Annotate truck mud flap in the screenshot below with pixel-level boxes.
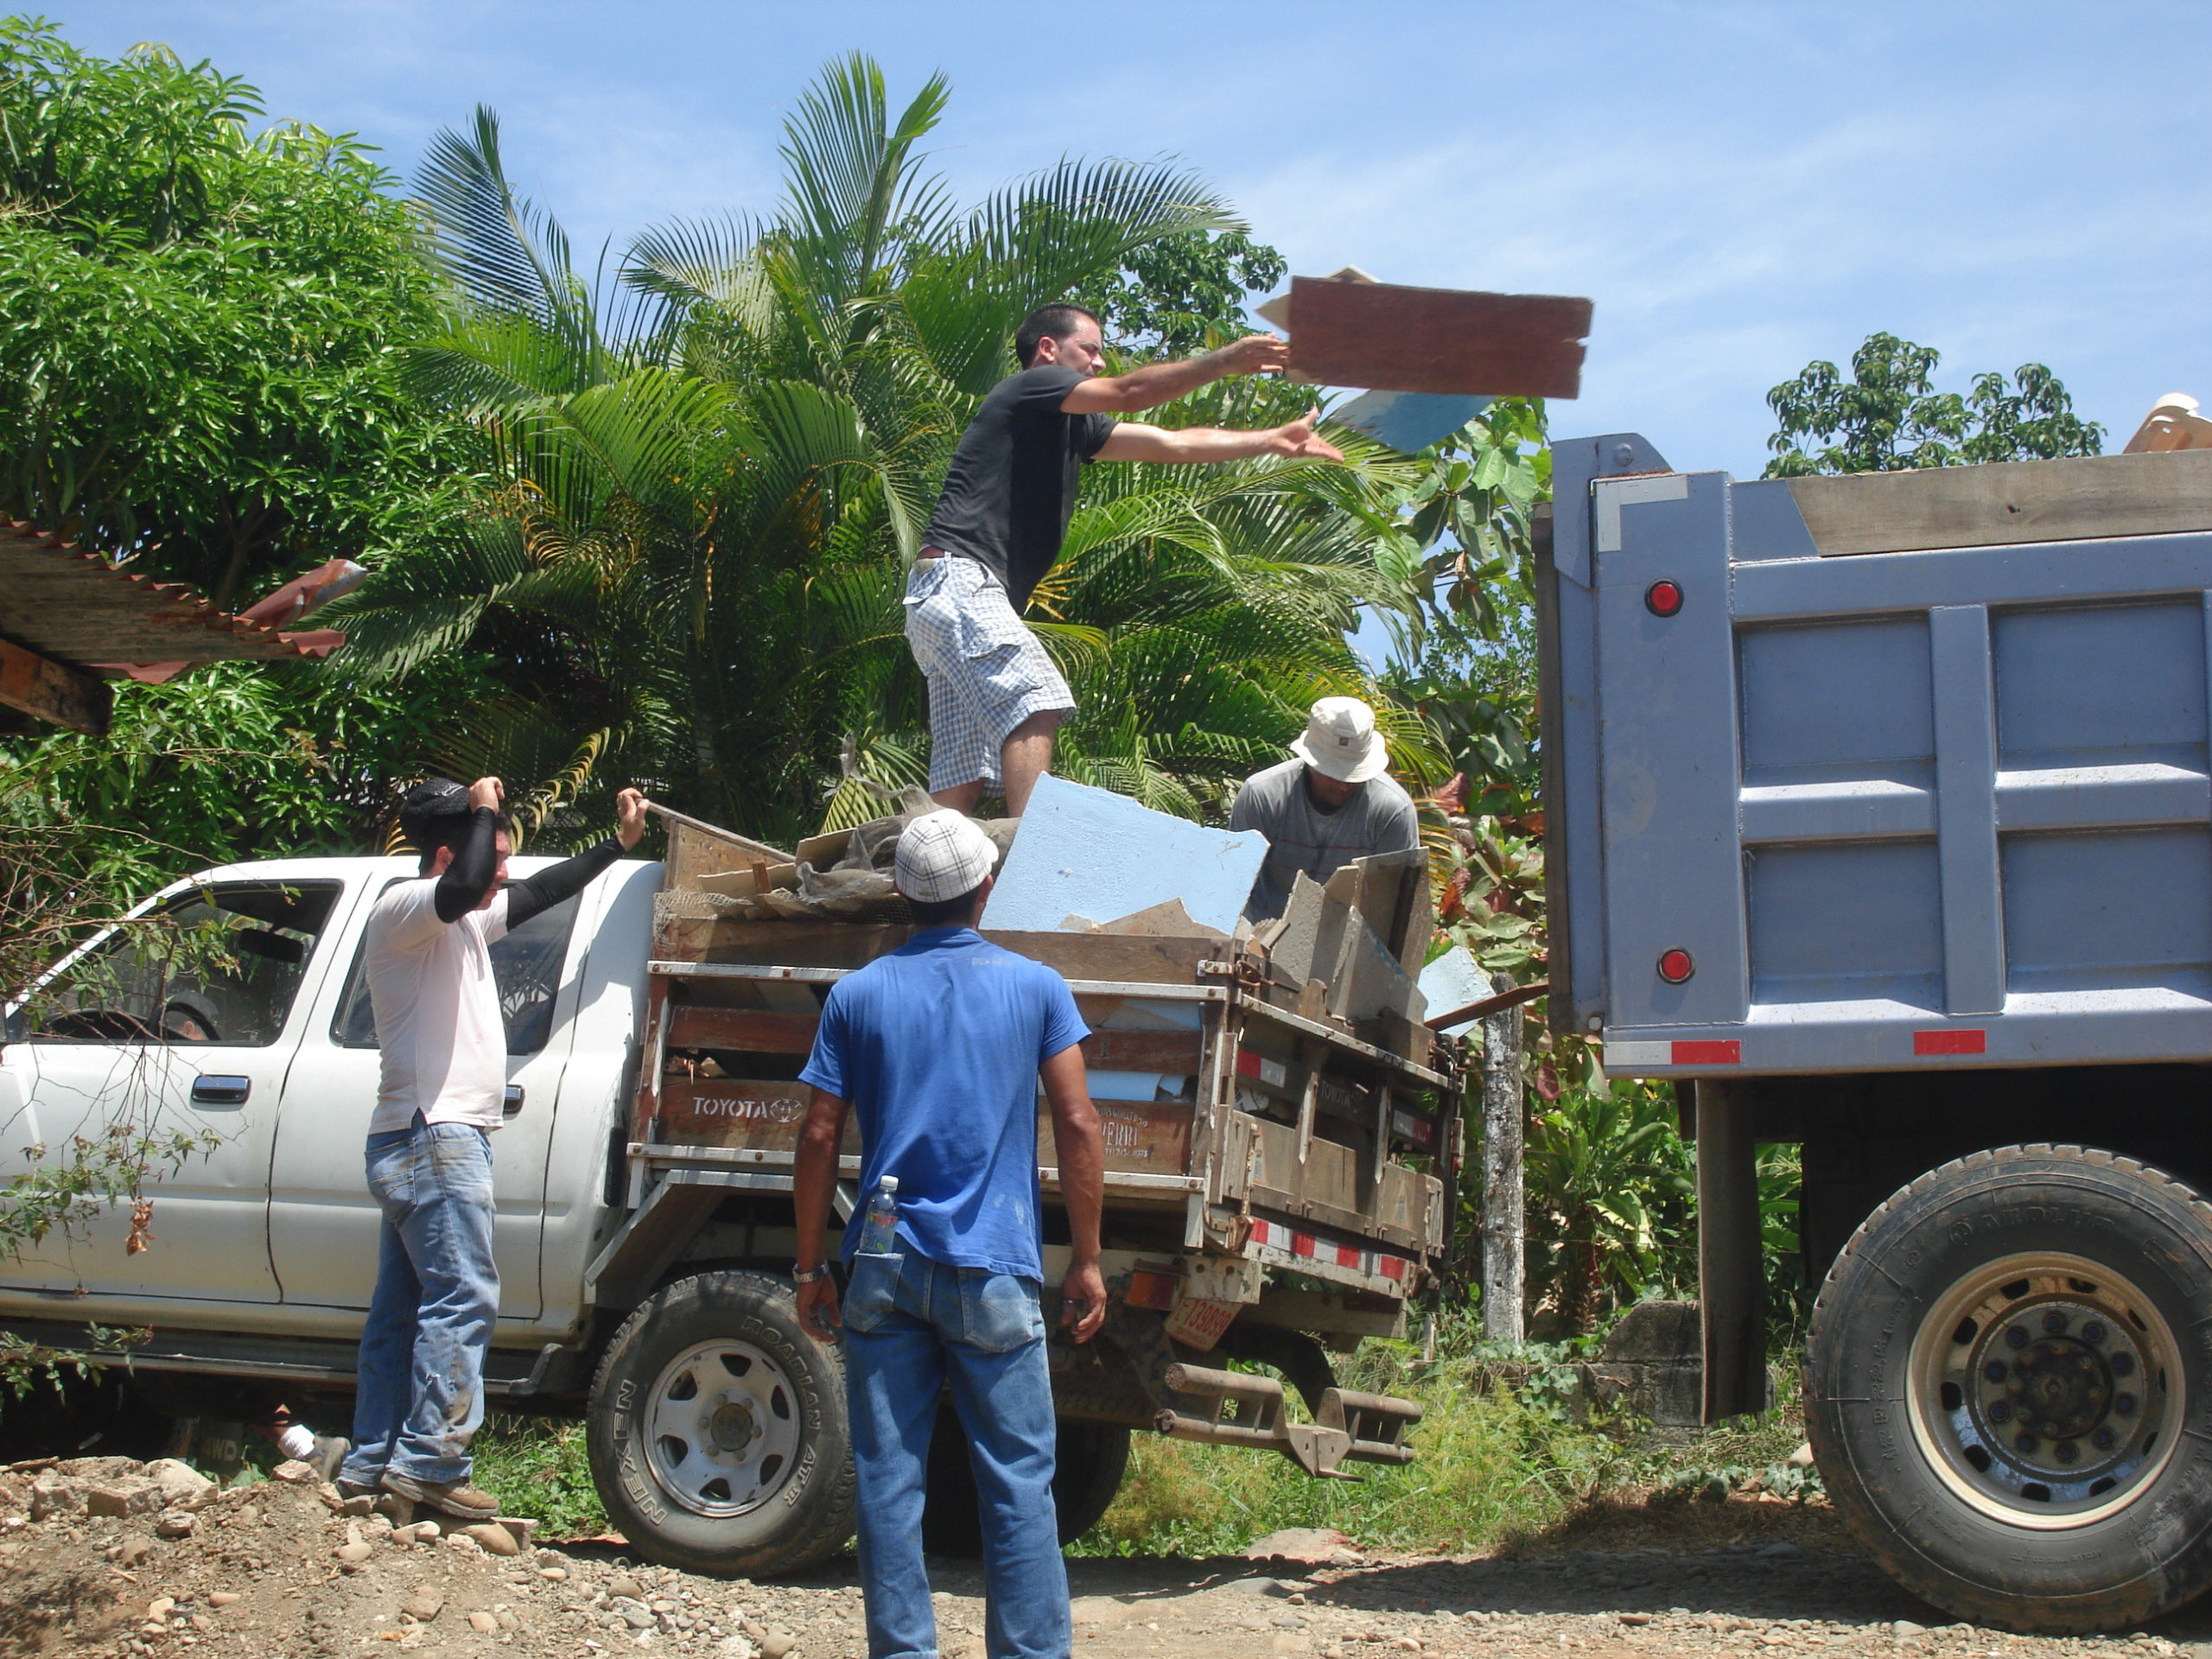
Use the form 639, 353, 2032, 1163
1154, 1360, 1421, 1478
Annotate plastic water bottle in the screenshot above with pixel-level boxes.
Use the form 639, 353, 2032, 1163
858, 1175, 900, 1255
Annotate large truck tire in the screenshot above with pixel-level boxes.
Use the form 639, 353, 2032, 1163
587, 1271, 855, 1577
1807, 1145, 2212, 1632
921, 1410, 1131, 1557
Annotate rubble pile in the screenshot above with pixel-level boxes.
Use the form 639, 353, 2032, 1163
0, 1452, 816, 1657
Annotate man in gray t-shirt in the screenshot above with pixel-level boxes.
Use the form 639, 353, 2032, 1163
1231, 696, 1420, 921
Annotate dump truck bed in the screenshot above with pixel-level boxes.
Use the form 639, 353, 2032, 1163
1542, 436, 2212, 1077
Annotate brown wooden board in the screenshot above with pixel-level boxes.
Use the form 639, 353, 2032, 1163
1784, 448, 2212, 556
1045, 1097, 1192, 1176
0, 634, 111, 734
655, 918, 916, 968
657, 1078, 860, 1154
1287, 279, 1591, 399
982, 931, 1218, 984
669, 1006, 821, 1053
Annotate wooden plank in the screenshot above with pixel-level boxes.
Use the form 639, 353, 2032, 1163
667, 1007, 820, 1053
1784, 448, 2212, 556
0, 635, 111, 734
982, 931, 1217, 984
1047, 1098, 1193, 1176
657, 1078, 833, 1152
654, 918, 916, 968
1082, 1029, 1205, 1073
1287, 278, 1590, 398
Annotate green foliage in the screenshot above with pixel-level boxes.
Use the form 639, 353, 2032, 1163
469, 1415, 609, 1539
1764, 332, 2103, 479
339, 56, 1441, 844
0, 18, 470, 604
1080, 228, 1287, 359
1376, 399, 1550, 817
1523, 1082, 1696, 1334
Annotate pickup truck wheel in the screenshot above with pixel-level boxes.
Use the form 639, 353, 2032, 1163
587, 1271, 855, 1578
1808, 1145, 2212, 1632
921, 1413, 1131, 1557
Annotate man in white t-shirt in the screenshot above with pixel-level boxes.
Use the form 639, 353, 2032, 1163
336, 776, 645, 1518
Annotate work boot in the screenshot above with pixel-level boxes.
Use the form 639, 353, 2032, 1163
309, 1436, 351, 1484
380, 1470, 499, 1520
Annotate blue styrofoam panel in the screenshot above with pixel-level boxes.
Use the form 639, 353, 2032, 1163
1332, 390, 1491, 454
1738, 617, 1935, 781
1418, 946, 1492, 1037
2003, 825, 2212, 992
1594, 470, 1749, 1028
1745, 841, 1942, 1008
978, 772, 1269, 937
1993, 600, 2207, 767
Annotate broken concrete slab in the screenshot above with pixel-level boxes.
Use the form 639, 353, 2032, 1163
1089, 898, 1230, 943
980, 774, 1268, 938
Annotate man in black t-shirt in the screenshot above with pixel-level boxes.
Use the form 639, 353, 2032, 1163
907, 302, 1344, 816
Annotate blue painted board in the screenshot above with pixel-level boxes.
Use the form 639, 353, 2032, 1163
1332, 390, 1490, 454
980, 773, 1270, 937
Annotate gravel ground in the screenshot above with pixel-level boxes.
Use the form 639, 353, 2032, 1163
8, 1458, 2212, 1659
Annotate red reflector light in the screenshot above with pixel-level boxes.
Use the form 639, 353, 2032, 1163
1672, 1039, 1740, 1065
1656, 948, 1694, 983
1644, 580, 1684, 617
1915, 1028, 1986, 1056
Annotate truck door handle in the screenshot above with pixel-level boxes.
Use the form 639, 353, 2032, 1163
503, 1084, 525, 1119
191, 1075, 251, 1106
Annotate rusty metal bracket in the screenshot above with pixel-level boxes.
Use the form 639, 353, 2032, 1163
1154, 1362, 1424, 1478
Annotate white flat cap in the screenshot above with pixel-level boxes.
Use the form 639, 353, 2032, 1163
894, 809, 999, 905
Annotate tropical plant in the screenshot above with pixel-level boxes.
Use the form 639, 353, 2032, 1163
0, 20, 470, 606
1764, 331, 2104, 478
1522, 1079, 1695, 1334
332, 55, 1443, 845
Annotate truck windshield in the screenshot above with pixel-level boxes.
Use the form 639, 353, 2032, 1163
328, 884, 583, 1056
9, 880, 340, 1047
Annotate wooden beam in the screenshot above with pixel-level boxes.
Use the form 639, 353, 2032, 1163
0, 635, 111, 734
1785, 448, 2212, 556
1287, 278, 1591, 399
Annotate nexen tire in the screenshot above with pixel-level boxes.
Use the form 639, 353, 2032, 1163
1807, 1145, 2212, 1632
587, 1271, 855, 1577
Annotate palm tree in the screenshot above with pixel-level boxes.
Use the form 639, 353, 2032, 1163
334, 54, 1443, 846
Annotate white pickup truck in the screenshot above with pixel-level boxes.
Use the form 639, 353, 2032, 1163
0, 848, 1452, 1575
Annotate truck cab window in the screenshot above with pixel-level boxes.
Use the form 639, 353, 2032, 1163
331, 887, 583, 1056
11, 881, 339, 1047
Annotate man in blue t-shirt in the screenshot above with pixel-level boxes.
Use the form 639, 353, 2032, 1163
793, 810, 1105, 1659
907, 302, 1344, 817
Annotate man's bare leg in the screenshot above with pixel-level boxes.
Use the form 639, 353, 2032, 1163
930, 779, 985, 813
1001, 710, 1065, 818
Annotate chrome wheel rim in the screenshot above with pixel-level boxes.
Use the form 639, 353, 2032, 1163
1906, 1250, 2179, 1529
643, 1338, 803, 1519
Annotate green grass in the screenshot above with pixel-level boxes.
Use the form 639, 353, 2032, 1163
470, 1414, 610, 1539
470, 1361, 1815, 1555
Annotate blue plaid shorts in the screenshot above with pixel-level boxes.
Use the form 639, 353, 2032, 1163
902, 556, 1074, 792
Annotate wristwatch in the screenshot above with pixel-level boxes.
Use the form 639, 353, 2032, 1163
791, 1262, 832, 1285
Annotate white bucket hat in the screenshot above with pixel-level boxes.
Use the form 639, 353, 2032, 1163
894, 809, 1000, 904
1291, 696, 1390, 785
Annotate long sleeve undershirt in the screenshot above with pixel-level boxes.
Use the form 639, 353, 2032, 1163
431, 807, 625, 925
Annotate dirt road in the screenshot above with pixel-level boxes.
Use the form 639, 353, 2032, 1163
7, 1457, 2212, 1659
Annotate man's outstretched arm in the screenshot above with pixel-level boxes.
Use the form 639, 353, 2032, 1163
1059, 334, 1287, 415
1094, 407, 1344, 466
503, 788, 648, 929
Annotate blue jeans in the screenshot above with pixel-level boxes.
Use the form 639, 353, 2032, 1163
340, 1119, 499, 1487
842, 1251, 1068, 1659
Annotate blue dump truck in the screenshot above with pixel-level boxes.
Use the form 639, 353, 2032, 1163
1539, 434, 2212, 1632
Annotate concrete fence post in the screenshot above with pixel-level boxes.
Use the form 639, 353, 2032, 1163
1479, 973, 1525, 1344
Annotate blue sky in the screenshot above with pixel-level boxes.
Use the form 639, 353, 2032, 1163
43, 2, 2212, 479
